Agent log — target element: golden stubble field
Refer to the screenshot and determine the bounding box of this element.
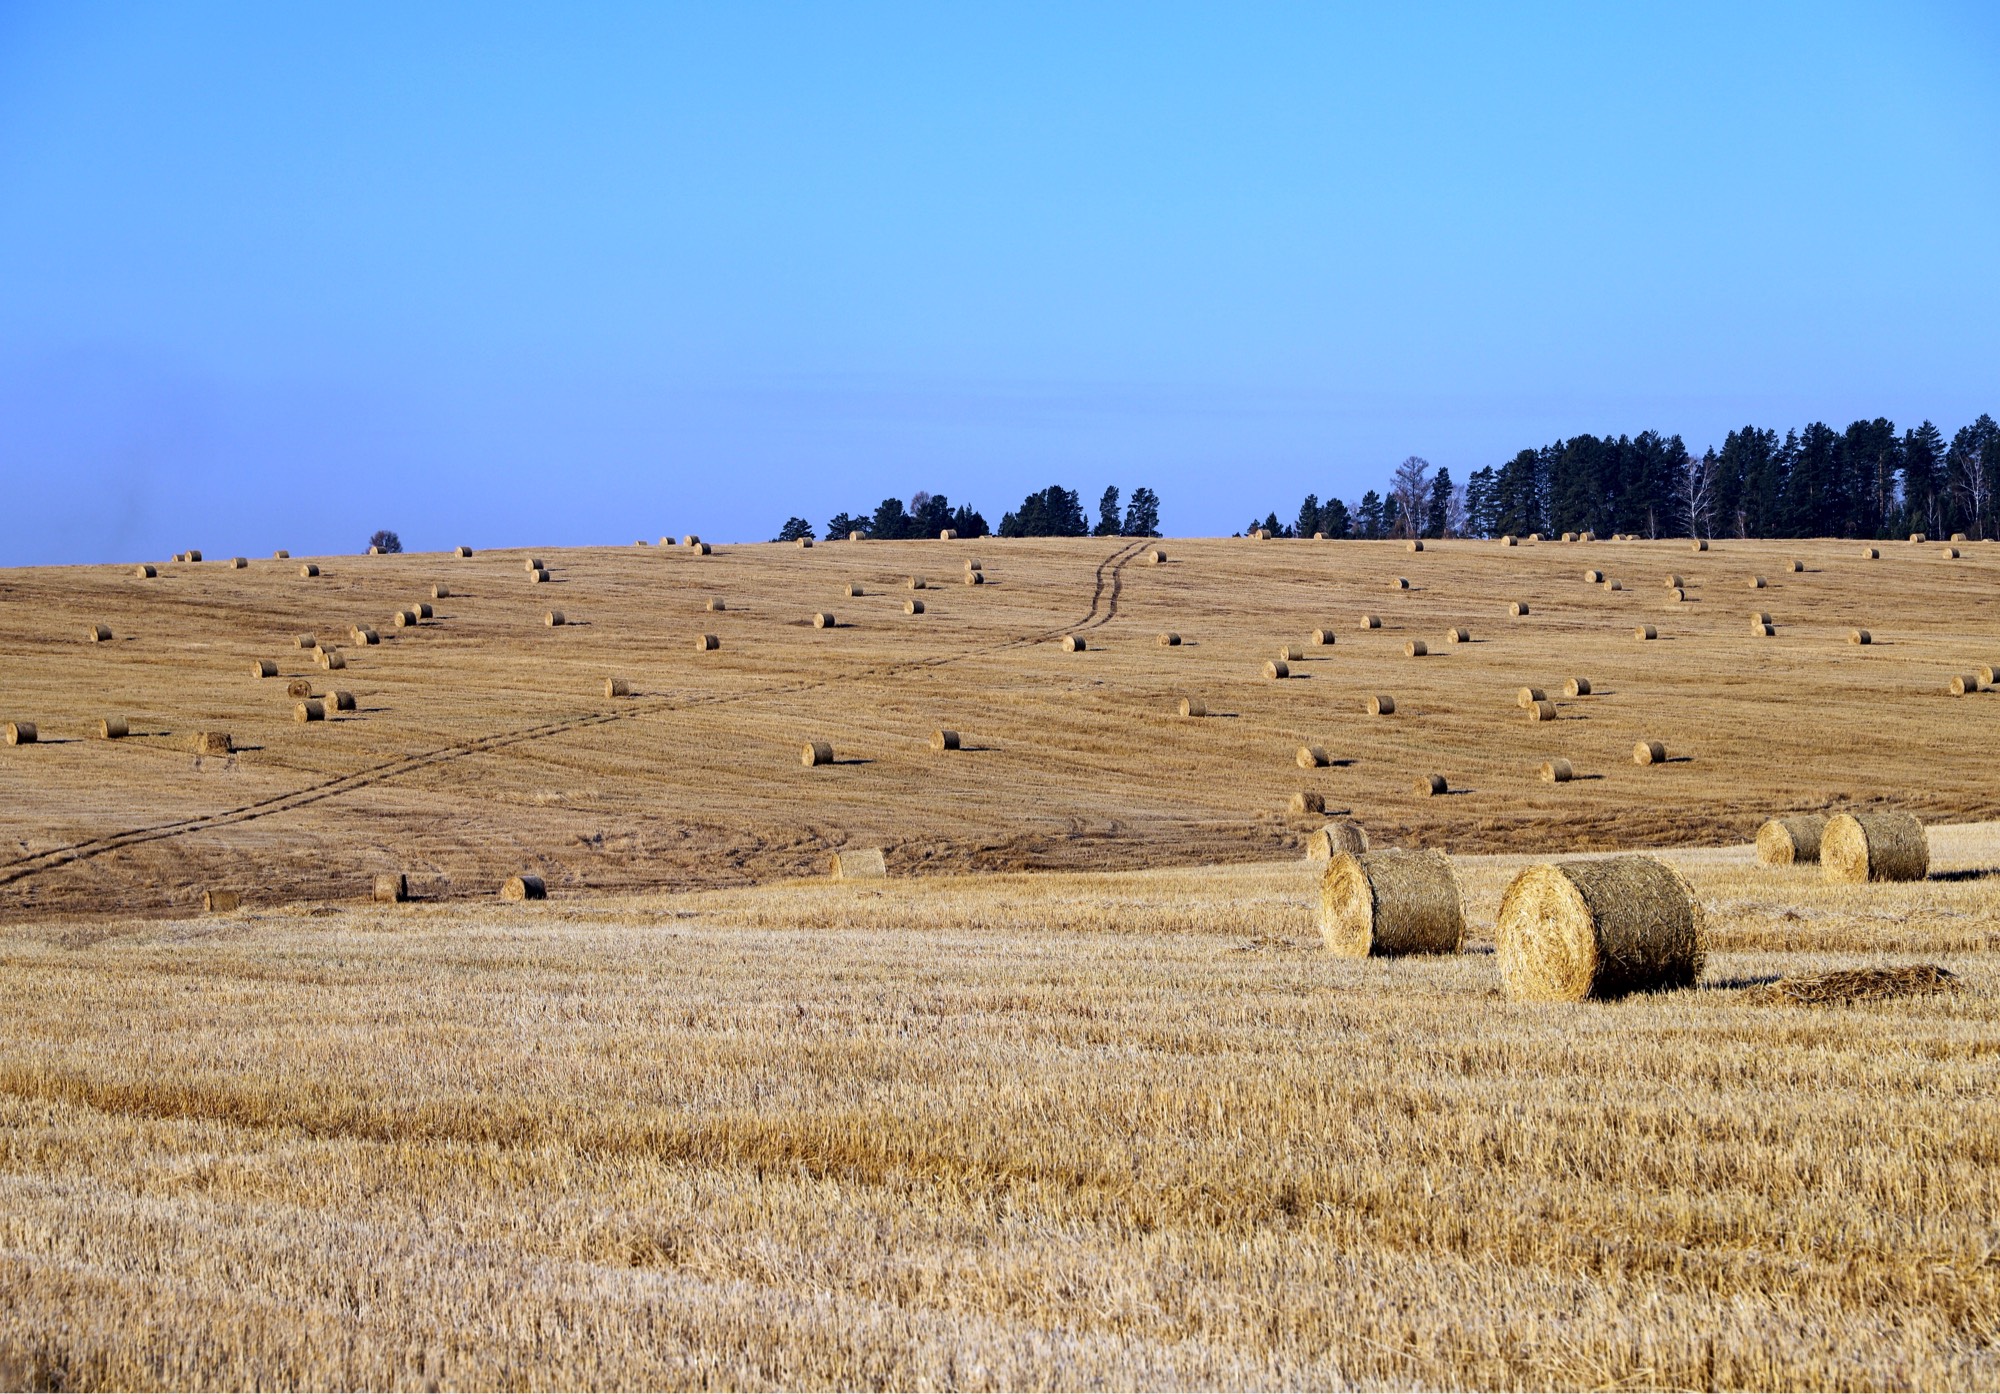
[0,832,1995,1389]
[2,532,1998,918]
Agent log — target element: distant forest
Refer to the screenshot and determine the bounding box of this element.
[1251,413,2000,542]
[776,484,1161,542]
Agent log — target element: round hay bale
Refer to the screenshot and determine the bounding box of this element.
[1910,532,1927,543]
[1496,856,1703,1001]
[1063,635,1087,652]
[1980,664,1998,688]
[96,716,130,740]
[907,576,927,590]
[1752,622,1774,637]
[1603,579,1623,591]
[272,550,290,559]
[1564,677,1591,696]
[1297,744,1330,769]
[1305,822,1368,859]
[1407,539,1423,552]
[368,545,383,555]
[801,739,834,767]
[294,699,325,723]
[1691,538,1708,552]
[528,568,549,583]
[1540,757,1573,783]
[1821,811,1928,883]
[1633,738,1667,765]
[186,550,203,562]
[286,678,312,698]
[842,584,863,597]
[1264,658,1287,678]
[1251,528,1270,540]
[1145,549,1166,564]
[317,650,345,670]
[1951,532,1968,543]
[1663,574,1683,588]
[1157,631,1181,646]
[1748,575,1766,588]
[414,602,433,619]
[1516,686,1547,707]
[1391,576,1410,589]
[708,597,728,610]
[1415,772,1447,796]
[1319,849,1463,957]
[86,623,112,643]
[193,731,233,755]
[1178,697,1206,718]
[203,889,240,912]
[351,626,379,645]
[1861,546,1878,559]
[501,874,547,901]
[1290,790,1325,815]
[1445,627,1470,644]
[430,584,448,600]
[1579,531,1596,543]
[1527,533,1542,542]
[1849,629,1870,644]
[393,610,415,628]
[1502,535,1518,546]
[299,563,320,577]
[1789,559,1804,572]
[374,873,408,903]
[4,721,38,746]
[523,557,543,572]
[1667,587,1686,603]
[1404,640,1427,658]
[1943,546,1961,559]
[135,564,157,578]
[1528,699,1557,722]
[831,847,888,879]
[544,610,564,627]
[1756,814,1828,866]
[1634,624,1657,640]
[252,659,277,678]
[797,537,813,548]
[605,678,630,698]
[849,531,864,542]
[1311,628,1335,645]
[938,529,957,541]
[964,559,982,572]
[812,612,835,629]
[1360,614,1381,628]
[697,633,720,650]
[1750,611,1771,625]
[330,691,354,712]
[1583,569,1603,583]
[1366,694,1395,715]
[1949,673,1979,695]
[1509,600,1529,616]
[454,546,473,558]
[905,599,926,615]
[930,729,960,752]
[1278,645,1303,662]
[1563,533,1577,544]
[229,556,247,569]
[964,571,984,585]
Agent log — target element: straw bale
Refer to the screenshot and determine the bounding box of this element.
[1909,533,1926,543]
[832,847,888,878]
[1952,532,1968,543]
[318,649,345,669]
[1501,535,1517,546]
[1583,569,1603,583]
[374,873,408,904]
[1691,538,1708,551]
[1403,639,1427,658]
[797,537,813,548]
[1749,575,1766,588]
[1667,587,1686,603]
[964,571,984,585]
[501,874,546,901]
[186,550,203,562]
[430,584,448,599]
[1145,549,1166,563]
[696,633,720,650]
[905,599,925,614]
[849,531,864,542]
[938,529,957,541]
[1528,699,1557,721]
[813,611,835,628]
[683,536,700,547]
[135,564,156,578]
[1445,627,1470,644]
[1391,576,1410,589]
[203,889,240,913]
[1563,533,1577,543]
[1788,559,1804,572]
[351,626,379,644]
[1603,579,1622,591]
[801,739,834,767]
[86,623,111,642]
[1290,791,1324,815]
[1663,573,1683,588]
[1949,673,1979,695]
[1366,694,1395,715]
[414,603,432,619]
[393,610,416,628]
[523,557,543,572]
[1633,738,1666,764]
[544,611,564,627]
[368,545,383,555]
[1296,744,1330,769]
[1361,614,1381,628]
[1319,848,1463,957]
[1415,773,1447,796]
[1565,677,1591,696]
[1861,546,1878,559]
[965,559,982,571]
[1157,631,1181,646]
[930,729,960,752]
[1496,855,1703,1001]
[1311,628,1335,645]
[708,597,728,610]
[299,564,320,577]
[604,678,630,698]
[294,699,325,723]
[1752,622,1774,636]
[1278,645,1303,661]
[252,659,277,678]
[193,731,233,755]
[1579,531,1596,542]
[1407,539,1423,552]
[1750,611,1771,625]
[1980,664,1998,687]
[273,550,290,559]
[1304,822,1368,859]
[1516,686,1547,707]
[1634,624,1657,640]
[1527,533,1542,542]
[1821,811,1928,883]
[4,722,37,746]
[1540,757,1573,783]
[228,556,247,569]
[1509,600,1529,616]
[454,546,473,557]
[1179,697,1206,717]
[1756,814,1828,866]
[286,679,312,698]
[1263,657,1287,677]
[528,568,549,583]
[1943,547,1961,559]
[907,576,927,589]
[1743,964,1958,1006]
[1849,629,1871,644]
[330,691,354,711]
[1064,634,1086,652]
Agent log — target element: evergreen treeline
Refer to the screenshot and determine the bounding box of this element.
[1253,414,1999,540]
[786,484,1161,542]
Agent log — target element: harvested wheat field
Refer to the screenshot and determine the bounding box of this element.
[3,535,2000,919]
[0,823,1996,1389]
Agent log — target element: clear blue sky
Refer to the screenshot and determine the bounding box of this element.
[2,2,1995,560]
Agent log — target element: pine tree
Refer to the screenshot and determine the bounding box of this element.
[1424,468,1453,538]
[1320,497,1351,537]
[1094,486,1122,536]
[1358,491,1383,539]
[774,517,815,542]
[1121,487,1161,536]
[1295,494,1322,539]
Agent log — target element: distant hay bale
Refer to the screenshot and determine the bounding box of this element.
[1752,622,1774,637]
[1391,576,1409,589]
[525,556,545,573]
[1145,549,1166,564]
[1583,569,1603,583]
[708,596,729,610]
[1948,673,1980,695]
[368,545,383,555]
[1064,635,1087,652]
[1366,694,1394,715]
[605,678,630,698]
[330,691,354,711]
[842,583,862,598]
[905,599,925,614]
[97,716,129,740]
[1849,629,1870,644]
[1251,528,1271,539]
[1748,575,1766,588]
[1509,600,1529,616]
[1528,700,1557,721]
[203,889,240,913]
[1407,539,1423,552]
[797,537,813,548]
[186,550,203,562]
[351,626,379,644]
[1311,628,1335,645]
[87,623,111,642]
[317,650,345,669]
[393,609,416,628]
[454,546,473,558]
[1540,757,1573,783]
[1909,533,1926,543]
[1179,697,1206,717]
[135,564,156,578]
[907,576,927,589]
[964,570,984,585]
[1756,814,1828,865]
[1633,738,1667,765]
[1579,531,1596,542]
[1415,772,1447,796]
[1296,744,1330,769]
[682,535,700,547]
[1634,624,1657,640]
[1445,627,1469,644]
[1502,535,1517,546]
[1562,532,1577,543]
[1278,645,1303,661]
[1404,639,1426,657]
[501,874,547,901]
[1789,559,1804,572]
[286,678,312,698]
[1496,855,1703,1001]
[1290,791,1325,815]
[294,699,325,723]
[1157,631,1180,646]
[1861,546,1878,559]
[1942,546,1961,559]
[374,873,407,904]
[1263,657,1287,677]
[1527,533,1542,542]
[294,633,316,649]
[1516,686,1546,707]
[544,610,564,627]
[1981,664,1998,687]
[4,722,37,746]
[273,549,290,559]
[832,847,888,878]
[193,731,233,755]
[1319,848,1464,957]
[930,729,960,752]
[849,531,864,542]
[1666,587,1685,603]
[1951,532,1968,543]
[430,584,449,599]
[1361,613,1381,628]
[252,659,277,678]
[696,633,720,650]
[801,739,834,766]
[229,556,247,569]
[964,559,982,571]
[299,564,320,577]
[1564,677,1591,696]
[1305,822,1368,859]
[1750,611,1771,625]
[1603,578,1623,591]
[528,568,549,583]
[1821,811,1928,883]
[1663,573,1683,587]
[1691,538,1708,551]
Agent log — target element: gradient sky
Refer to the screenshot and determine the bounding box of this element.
[2,2,1996,561]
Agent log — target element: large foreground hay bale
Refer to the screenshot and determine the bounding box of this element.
[501,874,546,901]
[1366,694,1395,715]
[1305,822,1368,859]
[374,873,407,903]
[930,729,960,752]
[832,847,888,879]
[1296,744,1329,769]
[1633,738,1667,764]
[98,717,129,740]
[1319,849,1463,957]
[801,739,834,766]
[1756,813,1828,865]
[4,722,37,746]
[1496,855,1704,1001]
[1063,634,1087,652]
[1178,697,1206,717]
[1540,757,1573,782]
[1821,810,1928,883]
